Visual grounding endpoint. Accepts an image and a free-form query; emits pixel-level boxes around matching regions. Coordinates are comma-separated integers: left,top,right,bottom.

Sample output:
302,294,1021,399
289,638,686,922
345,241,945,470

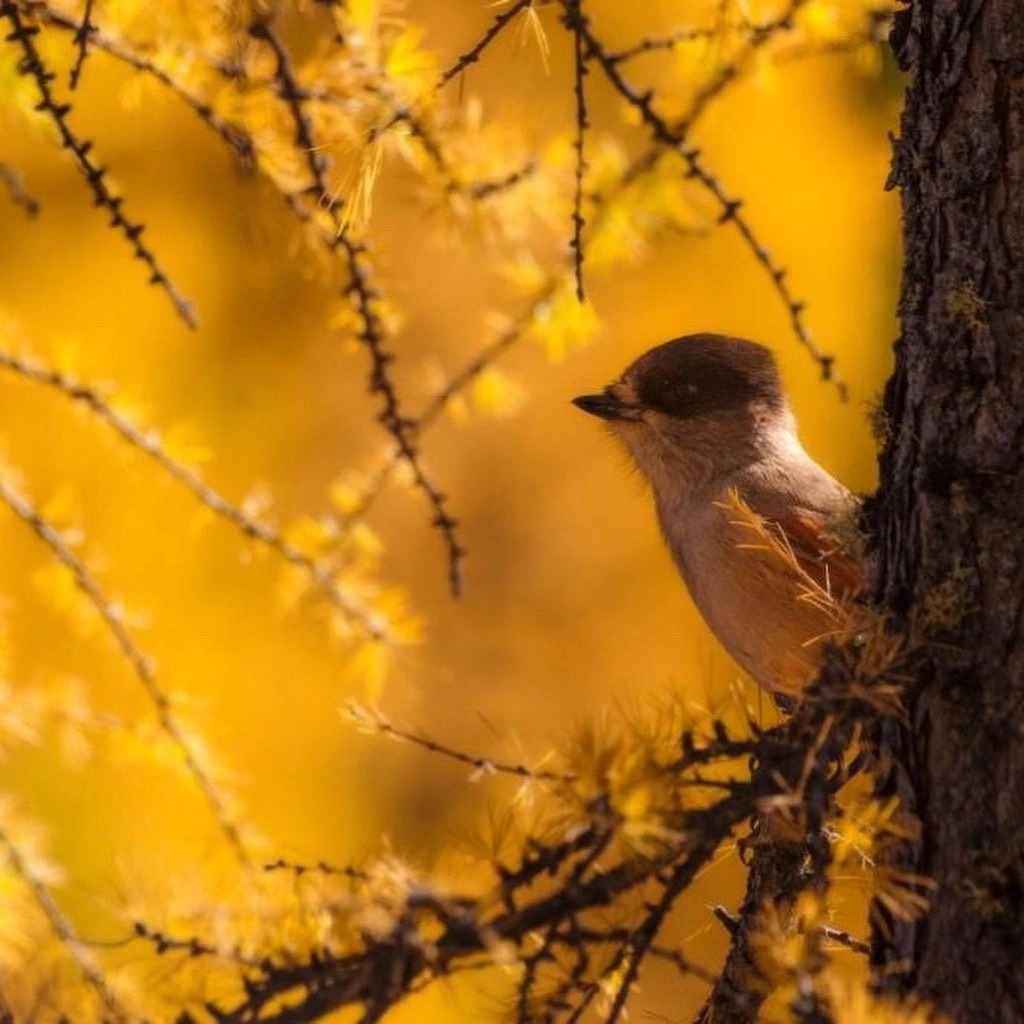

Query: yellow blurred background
0,0,900,1018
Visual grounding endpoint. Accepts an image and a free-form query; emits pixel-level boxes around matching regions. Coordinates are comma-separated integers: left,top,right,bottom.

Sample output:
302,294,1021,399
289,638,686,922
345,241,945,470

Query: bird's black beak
572,391,639,421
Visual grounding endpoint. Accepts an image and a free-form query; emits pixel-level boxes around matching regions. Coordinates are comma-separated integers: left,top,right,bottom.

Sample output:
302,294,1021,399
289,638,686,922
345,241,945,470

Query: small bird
574,333,862,694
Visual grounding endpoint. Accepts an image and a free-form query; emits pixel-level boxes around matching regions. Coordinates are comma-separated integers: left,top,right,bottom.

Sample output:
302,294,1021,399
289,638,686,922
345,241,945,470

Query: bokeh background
0,0,900,1018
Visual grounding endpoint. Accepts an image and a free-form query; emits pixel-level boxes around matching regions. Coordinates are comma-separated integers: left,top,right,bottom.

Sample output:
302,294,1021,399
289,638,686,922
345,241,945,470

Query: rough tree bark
872,0,1024,1019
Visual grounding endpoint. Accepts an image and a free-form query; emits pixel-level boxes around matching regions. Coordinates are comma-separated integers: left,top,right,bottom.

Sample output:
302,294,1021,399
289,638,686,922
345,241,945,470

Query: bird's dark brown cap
574,333,784,421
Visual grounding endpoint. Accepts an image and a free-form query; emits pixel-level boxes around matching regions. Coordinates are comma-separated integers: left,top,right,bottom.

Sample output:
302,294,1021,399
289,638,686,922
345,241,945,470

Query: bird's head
573,334,793,496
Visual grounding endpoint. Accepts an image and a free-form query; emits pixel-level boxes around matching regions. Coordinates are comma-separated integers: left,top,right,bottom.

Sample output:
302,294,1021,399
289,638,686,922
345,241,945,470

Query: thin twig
822,924,869,955
566,0,588,301
0,348,390,640
351,78,536,203
606,24,723,64
263,858,368,881
0,821,129,1019
574,863,694,1024
0,1,196,327
606,13,808,66
675,4,807,136
468,159,537,199
337,285,558,529
0,475,250,866
36,3,254,163
345,6,848,525
131,921,264,968
345,702,575,782
648,944,719,986
67,0,94,88
437,0,533,88
250,19,466,595
247,21,330,195
563,0,846,397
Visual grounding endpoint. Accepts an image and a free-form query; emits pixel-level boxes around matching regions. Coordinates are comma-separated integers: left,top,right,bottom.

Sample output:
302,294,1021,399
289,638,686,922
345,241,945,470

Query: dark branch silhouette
67,0,94,88
249,18,467,596
133,644,900,1023
1,1,196,327
562,0,846,398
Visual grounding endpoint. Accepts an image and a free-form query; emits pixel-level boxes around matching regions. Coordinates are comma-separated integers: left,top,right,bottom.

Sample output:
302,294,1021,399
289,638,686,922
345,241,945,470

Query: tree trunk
872,0,1024,1019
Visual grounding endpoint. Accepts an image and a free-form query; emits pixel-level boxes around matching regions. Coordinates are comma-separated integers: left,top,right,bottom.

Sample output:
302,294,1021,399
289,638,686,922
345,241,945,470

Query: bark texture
695,819,810,1024
873,0,1024,1019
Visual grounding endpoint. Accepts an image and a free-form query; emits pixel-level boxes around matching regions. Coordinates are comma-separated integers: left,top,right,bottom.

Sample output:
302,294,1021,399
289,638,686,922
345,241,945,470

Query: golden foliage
0,0,904,1019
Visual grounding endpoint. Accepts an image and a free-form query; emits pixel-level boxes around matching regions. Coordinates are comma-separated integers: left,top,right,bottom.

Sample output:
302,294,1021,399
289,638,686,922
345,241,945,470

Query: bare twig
606,24,723,64
345,702,576,783
0,821,129,1019
822,924,869,955
35,4,255,163
675,3,808,136
0,1,196,327
67,0,94,88
130,920,265,968
437,0,533,88
565,0,588,301
345,6,854,526
335,280,560,530
352,78,536,203
250,19,466,595
263,858,369,881
562,0,846,397
0,475,250,865
468,158,537,199
0,348,390,640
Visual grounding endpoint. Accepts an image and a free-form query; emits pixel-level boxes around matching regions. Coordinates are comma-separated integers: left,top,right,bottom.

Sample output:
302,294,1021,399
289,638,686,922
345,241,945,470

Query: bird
573,333,862,695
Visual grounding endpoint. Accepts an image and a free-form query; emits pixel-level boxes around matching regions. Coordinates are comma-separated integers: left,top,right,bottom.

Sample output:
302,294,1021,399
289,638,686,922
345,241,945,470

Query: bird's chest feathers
658,501,763,633
654,496,827,692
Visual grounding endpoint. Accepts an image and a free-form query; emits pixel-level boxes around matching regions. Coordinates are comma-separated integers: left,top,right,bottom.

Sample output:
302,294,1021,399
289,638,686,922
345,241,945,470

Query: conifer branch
0,1,196,328
0,348,391,640
35,4,255,163
67,0,94,88
345,8,864,525
345,702,576,783
565,0,588,302
437,0,533,88
0,475,250,866
561,0,847,398
0,821,129,1019
606,25,725,64
250,18,466,595
147,678,883,1023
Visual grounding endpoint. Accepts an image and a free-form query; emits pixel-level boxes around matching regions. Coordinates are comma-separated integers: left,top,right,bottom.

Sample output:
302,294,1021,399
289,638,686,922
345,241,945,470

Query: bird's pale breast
662,497,855,694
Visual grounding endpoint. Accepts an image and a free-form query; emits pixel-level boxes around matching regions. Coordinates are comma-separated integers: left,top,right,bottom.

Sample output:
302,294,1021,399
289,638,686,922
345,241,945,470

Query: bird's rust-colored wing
765,507,864,603
712,489,866,693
